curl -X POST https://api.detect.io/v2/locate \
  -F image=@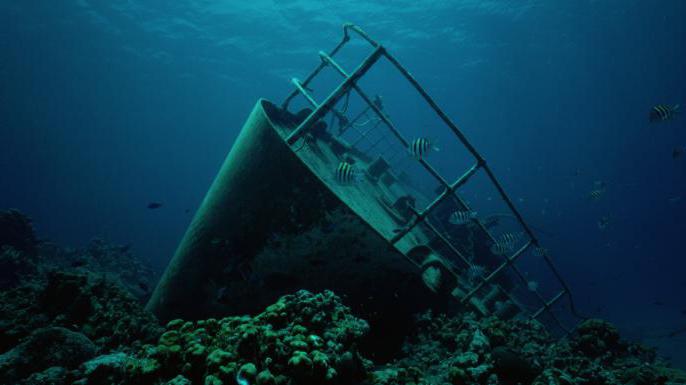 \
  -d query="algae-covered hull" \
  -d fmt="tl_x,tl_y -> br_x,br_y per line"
149,24 -> 585,343
146,100 -> 440,330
